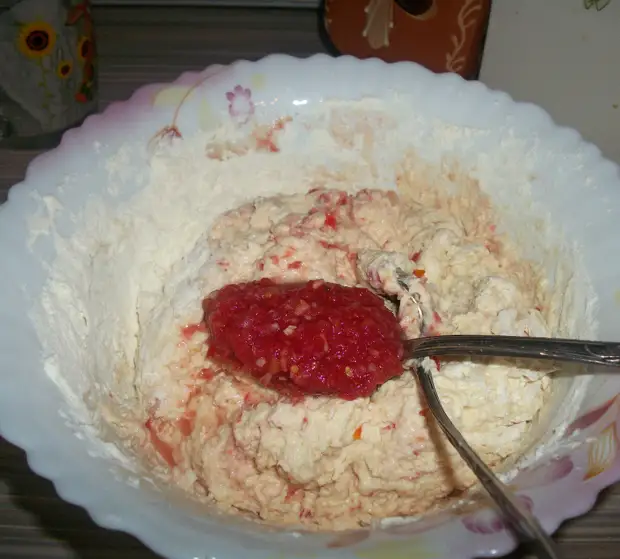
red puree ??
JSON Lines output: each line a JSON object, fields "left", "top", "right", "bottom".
{"left": 202, "top": 279, "right": 404, "bottom": 399}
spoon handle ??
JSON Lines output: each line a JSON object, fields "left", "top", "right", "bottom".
{"left": 407, "top": 335, "right": 620, "bottom": 367}
{"left": 415, "top": 366, "right": 560, "bottom": 559}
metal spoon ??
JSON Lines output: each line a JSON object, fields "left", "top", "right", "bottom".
{"left": 409, "top": 336, "right": 620, "bottom": 559}
{"left": 395, "top": 265, "right": 620, "bottom": 368}
{"left": 391, "top": 270, "right": 620, "bottom": 559}
{"left": 407, "top": 334, "right": 620, "bottom": 367}
{"left": 415, "top": 364, "right": 559, "bottom": 559}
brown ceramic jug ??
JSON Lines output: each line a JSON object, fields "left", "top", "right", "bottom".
{"left": 323, "top": 0, "right": 491, "bottom": 79}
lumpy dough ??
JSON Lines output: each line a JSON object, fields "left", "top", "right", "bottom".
{"left": 121, "top": 185, "right": 552, "bottom": 530}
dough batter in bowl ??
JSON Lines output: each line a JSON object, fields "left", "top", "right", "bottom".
{"left": 25, "top": 79, "right": 608, "bottom": 559}
{"left": 105, "top": 179, "right": 553, "bottom": 530}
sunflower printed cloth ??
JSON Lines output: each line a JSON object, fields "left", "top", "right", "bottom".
{"left": 0, "top": 0, "right": 97, "bottom": 143}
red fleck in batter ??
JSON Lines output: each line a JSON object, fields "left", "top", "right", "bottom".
{"left": 144, "top": 417, "right": 176, "bottom": 467}
{"left": 253, "top": 116, "right": 291, "bottom": 153}
{"left": 202, "top": 279, "right": 405, "bottom": 399}
{"left": 181, "top": 322, "right": 206, "bottom": 340}
{"left": 323, "top": 212, "right": 338, "bottom": 229}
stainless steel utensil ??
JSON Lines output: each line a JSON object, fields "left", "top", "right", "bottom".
{"left": 391, "top": 269, "right": 620, "bottom": 559}
{"left": 408, "top": 333, "right": 620, "bottom": 559}
{"left": 415, "top": 365, "right": 559, "bottom": 559}
{"left": 390, "top": 263, "right": 620, "bottom": 558}
{"left": 417, "top": 367, "right": 559, "bottom": 559}
{"left": 396, "top": 266, "right": 620, "bottom": 368}
{"left": 406, "top": 334, "right": 620, "bottom": 367}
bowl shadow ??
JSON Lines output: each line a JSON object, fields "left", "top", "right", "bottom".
{"left": 0, "top": 436, "right": 162, "bottom": 559}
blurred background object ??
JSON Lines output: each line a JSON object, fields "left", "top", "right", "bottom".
{"left": 0, "top": 0, "right": 97, "bottom": 149}
{"left": 322, "top": 0, "right": 491, "bottom": 79}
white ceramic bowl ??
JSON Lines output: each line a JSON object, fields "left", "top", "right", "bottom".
{"left": 1, "top": 54, "right": 620, "bottom": 559}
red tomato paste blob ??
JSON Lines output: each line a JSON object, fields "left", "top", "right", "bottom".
{"left": 202, "top": 279, "right": 404, "bottom": 399}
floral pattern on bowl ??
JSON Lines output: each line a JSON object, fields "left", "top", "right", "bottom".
{"left": 226, "top": 84, "right": 255, "bottom": 123}
{"left": 2, "top": 54, "right": 620, "bottom": 559}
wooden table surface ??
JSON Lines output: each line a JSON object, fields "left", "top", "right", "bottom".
{"left": 1, "top": 6, "right": 619, "bottom": 559}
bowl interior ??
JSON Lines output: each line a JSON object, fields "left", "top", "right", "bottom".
{"left": 2, "top": 55, "right": 620, "bottom": 559}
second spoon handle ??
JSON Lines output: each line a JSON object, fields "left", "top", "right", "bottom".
{"left": 415, "top": 365, "right": 559, "bottom": 559}
{"left": 407, "top": 335, "right": 620, "bottom": 367}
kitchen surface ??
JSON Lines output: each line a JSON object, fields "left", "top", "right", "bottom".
{"left": 1, "top": 4, "right": 620, "bottom": 559}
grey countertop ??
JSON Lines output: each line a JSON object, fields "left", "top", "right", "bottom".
{"left": 1, "top": 6, "right": 619, "bottom": 559}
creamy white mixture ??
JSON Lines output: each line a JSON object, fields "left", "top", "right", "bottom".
{"left": 105, "top": 179, "right": 551, "bottom": 530}
{"left": 34, "top": 100, "right": 590, "bottom": 532}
